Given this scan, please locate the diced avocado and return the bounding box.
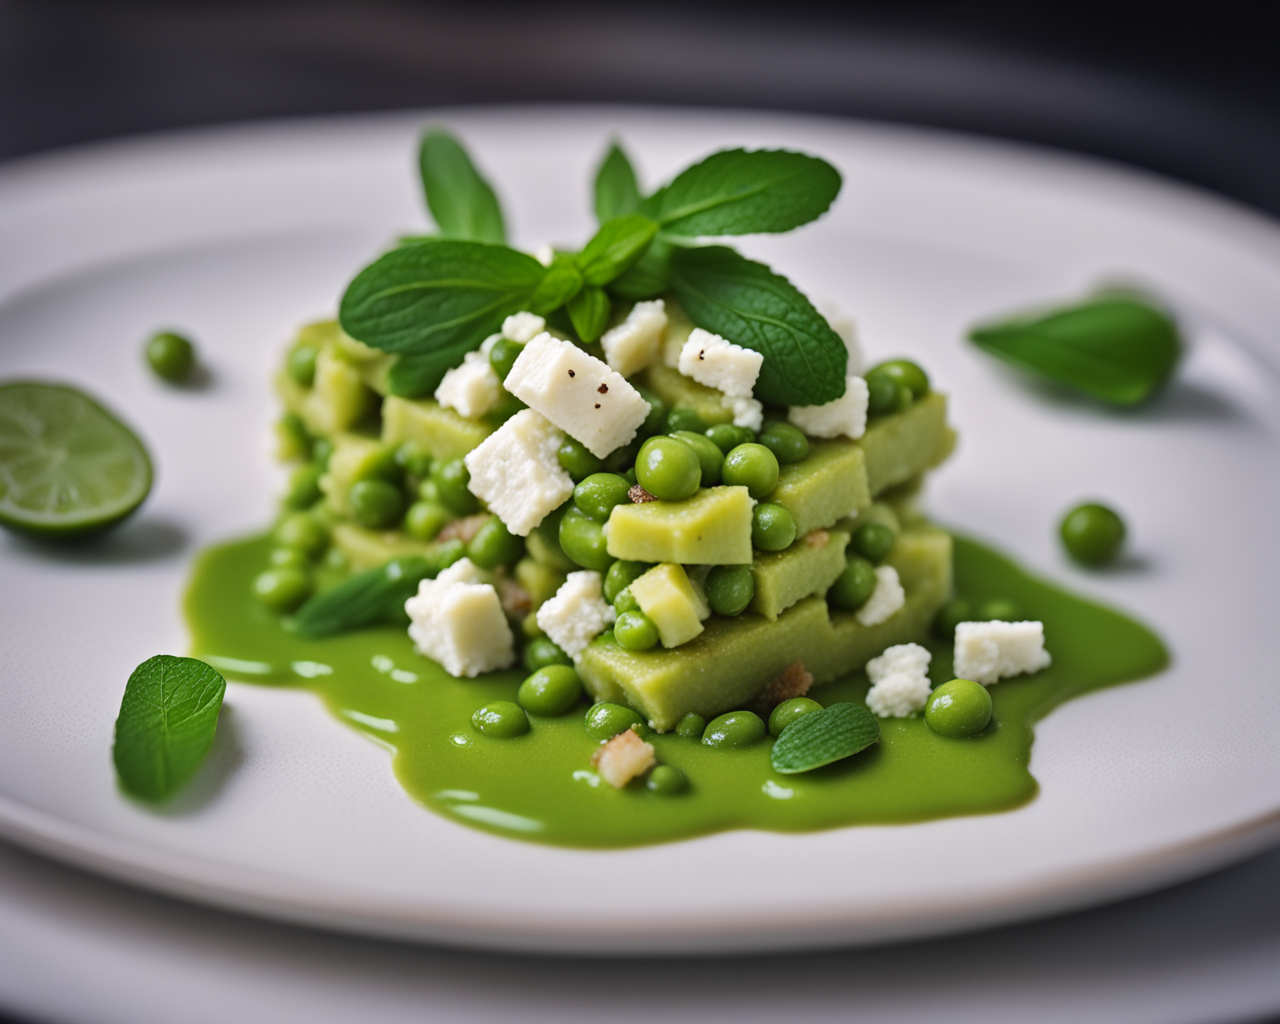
[630,563,710,648]
[577,525,952,731]
[334,330,396,396]
[750,528,850,620]
[605,486,754,565]
[320,434,395,518]
[636,363,734,425]
[303,346,378,437]
[771,440,870,536]
[332,522,431,573]
[862,392,953,496]
[526,527,577,573]
[514,557,567,609]
[381,395,494,461]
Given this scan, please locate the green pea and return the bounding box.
[614,609,659,651]
[932,597,973,640]
[557,436,605,481]
[1060,502,1126,566]
[722,443,779,499]
[704,564,755,616]
[276,412,312,462]
[286,343,319,387]
[559,506,613,571]
[430,458,479,516]
[925,678,992,737]
[284,463,323,509]
[979,597,1022,622]
[829,555,876,611]
[705,423,756,454]
[274,511,328,558]
[252,567,312,612]
[145,330,195,382]
[624,467,637,486]
[404,500,451,541]
[635,386,667,437]
[768,697,824,736]
[471,701,530,738]
[665,407,705,433]
[585,703,648,741]
[517,665,583,717]
[635,436,701,501]
[434,537,466,571]
[702,710,767,748]
[752,503,796,552]
[350,445,402,486]
[468,516,523,569]
[604,560,650,604]
[866,375,913,417]
[646,765,687,795]
[758,423,810,465]
[671,430,724,486]
[676,712,706,738]
[574,473,632,523]
[852,521,896,563]
[310,437,334,469]
[602,439,642,474]
[488,337,525,382]
[349,479,404,530]
[523,635,573,672]
[613,588,640,614]
[868,359,930,399]
[394,440,433,480]
[268,546,310,570]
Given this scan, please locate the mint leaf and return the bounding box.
[112,655,226,802]
[645,149,840,237]
[529,253,585,313]
[419,129,506,244]
[594,142,642,222]
[607,238,675,301]
[294,556,432,638]
[671,245,847,405]
[969,296,1181,406]
[576,214,658,287]
[566,284,611,343]
[770,702,879,774]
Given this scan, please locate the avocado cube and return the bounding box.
[321,434,393,518]
[637,363,734,425]
[333,330,396,396]
[630,563,711,648]
[771,440,870,536]
[604,486,754,565]
[862,392,953,496]
[514,557,567,610]
[381,395,494,461]
[750,528,850,620]
[332,522,431,573]
[303,347,378,437]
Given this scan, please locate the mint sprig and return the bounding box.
[577,214,659,287]
[294,556,431,638]
[594,142,642,222]
[770,702,880,774]
[112,655,226,802]
[419,129,507,244]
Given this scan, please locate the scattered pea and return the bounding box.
[559,506,613,571]
[925,678,992,737]
[829,555,876,611]
[394,440,433,480]
[866,375,912,417]
[722,443,779,499]
[852,521,896,563]
[932,597,973,640]
[574,473,632,523]
[604,560,650,604]
[349,479,405,530]
[1060,502,1126,566]
[635,386,667,437]
[602,438,642,474]
[868,359,930,399]
[488,337,524,381]
[276,412,312,462]
[274,511,328,558]
[523,635,573,672]
[310,437,334,469]
[252,567,312,612]
[979,597,1021,622]
[584,703,648,741]
[702,710,767,748]
[646,765,687,795]
[145,331,195,383]
[558,436,604,481]
[284,463,323,509]
[670,430,724,486]
[705,564,755,616]
[635,436,702,501]
[404,500,451,541]
[614,609,659,651]
[768,697,824,736]
[268,546,310,570]
[350,445,402,485]
[758,423,810,465]
[471,701,530,738]
[434,537,466,570]
[517,665,583,717]
[613,588,640,614]
[286,343,319,387]
[430,458,479,516]
[705,423,756,453]
[752,503,796,551]
[675,712,706,738]
[665,407,705,433]
[468,516,523,569]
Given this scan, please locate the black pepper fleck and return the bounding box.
[598,384,608,394]
[568,369,576,377]
[594,403,601,409]
[698,349,706,360]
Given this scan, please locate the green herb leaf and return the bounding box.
[644,149,840,238]
[294,556,432,638]
[607,238,675,301]
[576,214,658,287]
[594,142,643,222]
[529,253,585,313]
[112,655,226,802]
[770,702,879,774]
[566,284,612,343]
[419,129,507,244]
[968,296,1181,406]
[671,245,847,405]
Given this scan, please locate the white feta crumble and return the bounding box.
[864,642,932,718]
[677,328,763,398]
[954,620,1051,685]
[533,245,556,268]
[721,394,764,430]
[590,728,656,789]
[463,408,575,536]
[434,345,502,419]
[502,311,546,344]
[405,575,515,678]
[856,564,905,626]
[536,570,615,659]
[503,333,651,458]
[600,299,667,378]
[788,374,869,440]
[435,557,486,586]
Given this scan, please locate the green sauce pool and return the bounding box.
[185,533,1168,848]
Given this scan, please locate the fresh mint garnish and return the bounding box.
[770,702,880,774]
[577,214,659,287]
[670,246,848,406]
[294,555,432,638]
[969,295,1181,406]
[112,655,226,802]
[567,284,612,343]
[607,239,676,302]
[419,129,507,245]
[594,142,643,222]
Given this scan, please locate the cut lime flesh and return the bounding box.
[0,381,153,539]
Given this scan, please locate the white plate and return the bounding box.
[1,107,1278,954]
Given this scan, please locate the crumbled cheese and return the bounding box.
[591,728,656,789]
[788,375,869,440]
[954,620,1051,685]
[434,348,502,419]
[405,575,514,678]
[502,311,546,344]
[722,394,764,430]
[533,245,556,268]
[435,556,486,586]
[600,299,667,378]
[677,328,763,398]
[503,333,651,458]
[864,642,932,717]
[856,564,905,626]
[463,408,575,536]
[536,570,615,659]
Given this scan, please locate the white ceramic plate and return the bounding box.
[1,107,1278,954]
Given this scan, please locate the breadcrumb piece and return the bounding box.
[497,577,532,620]
[804,530,830,549]
[590,727,656,789]
[436,513,489,545]
[628,484,657,503]
[752,660,814,715]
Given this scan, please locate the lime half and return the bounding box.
[0,381,153,539]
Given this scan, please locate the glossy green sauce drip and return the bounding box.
[185,534,1168,848]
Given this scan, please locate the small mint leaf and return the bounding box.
[770,702,879,774]
[419,129,507,244]
[607,238,675,301]
[576,214,658,287]
[594,142,643,223]
[294,556,432,638]
[566,284,612,343]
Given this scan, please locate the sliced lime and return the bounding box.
[0,381,153,539]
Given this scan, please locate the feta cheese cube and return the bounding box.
[504,333,651,458]
[434,348,502,420]
[600,299,667,378]
[677,328,763,398]
[405,576,515,678]
[954,620,1051,685]
[464,408,575,536]
[864,642,932,718]
[788,375,869,440]
[856,564,905,626]
[436,557,486,586]
[590,728,656,789]
[722,394,764,430]
[536,570,615,659]
[502,311,546,344]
